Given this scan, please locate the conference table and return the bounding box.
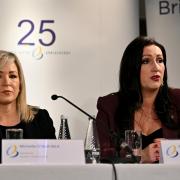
[0,163,180,180]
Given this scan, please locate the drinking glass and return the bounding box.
[6,128,23,139]
[125,130,142,163]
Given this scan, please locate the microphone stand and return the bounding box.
[51,94,100,164]
[51,95,95,121]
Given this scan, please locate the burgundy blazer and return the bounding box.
[96,88,180,159]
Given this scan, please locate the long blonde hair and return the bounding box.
[0,50,38,122]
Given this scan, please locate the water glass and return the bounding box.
[6,128,23,139]
[125,130,142,163]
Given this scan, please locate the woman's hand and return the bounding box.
[141,141,161,163]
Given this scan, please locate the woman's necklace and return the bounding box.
[134,107,158,132]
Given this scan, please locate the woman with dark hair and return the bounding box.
[96,36,180,163]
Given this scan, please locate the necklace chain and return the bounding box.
[140,107,153,120]
[134,107,158,130]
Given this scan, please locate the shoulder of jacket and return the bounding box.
[99,92,118,100]
[169,87,180,97]
[168,88,180,108]
[97,92,119,105]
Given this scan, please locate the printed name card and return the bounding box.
[2,139,85,164]
[160,140,180,164]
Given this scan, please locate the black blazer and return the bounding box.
[0,109,56,163]
[22,109,56,139]
[0,109,56,139]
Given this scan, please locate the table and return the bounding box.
[0,164,112,180]
[115,164,180,180]
[0,163,180,180]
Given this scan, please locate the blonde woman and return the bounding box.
[0,50,56,139]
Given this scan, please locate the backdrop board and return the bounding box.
[145,0,180,88]
[0,0,139,139]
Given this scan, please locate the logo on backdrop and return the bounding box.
[159,0,180,15]
[166,145,179,158]
[6,144,19,158]
[32,46,44,60]
[17,19,71,60]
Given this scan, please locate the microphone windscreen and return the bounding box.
[51,94,58,100]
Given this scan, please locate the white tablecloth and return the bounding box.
[115,164,180,180]
[1,163,180,180]
[0,164,112,180]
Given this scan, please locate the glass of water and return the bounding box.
[125,130,142,163]
[6,128,23,139]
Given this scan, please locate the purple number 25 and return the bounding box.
[18,19,56,46]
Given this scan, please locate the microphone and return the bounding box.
[51,94,60,100]
[51,94,95,121]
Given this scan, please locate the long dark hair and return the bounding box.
[116,36,175,131]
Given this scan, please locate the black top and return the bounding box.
[0,109,56,139]
[142,128,163,163]
[0,109,56,163]
[0,122,24,139]
[142,128,163,149]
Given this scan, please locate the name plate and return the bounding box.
[2,139,85,164]
[160,140,180,164]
